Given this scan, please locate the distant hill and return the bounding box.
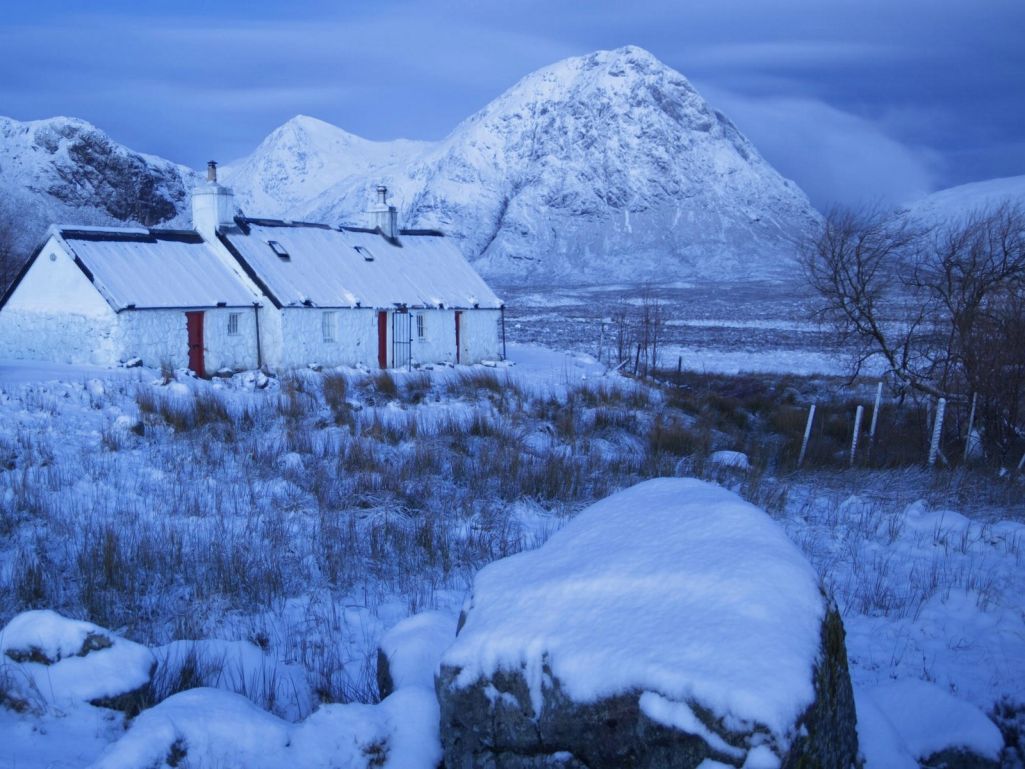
[901,175,1025,226]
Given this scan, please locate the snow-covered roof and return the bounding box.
[220,219,503,310]
[55,227,260,311]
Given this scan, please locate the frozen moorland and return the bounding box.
[0,345,1022,767]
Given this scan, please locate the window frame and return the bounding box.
[416,312,426,341]
[227,312,241,337]
[322,311,337,343]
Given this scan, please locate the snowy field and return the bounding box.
[500,280,866,376]
[0,344,1022,767]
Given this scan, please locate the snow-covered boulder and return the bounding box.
[88,688,290,769]
[377,610,458,699]
[88,687,442,769]
[856,680,1003,769]
[0,610,155,712]
[436,478,858,769]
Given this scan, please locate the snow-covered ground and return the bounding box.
[0,345,1022,767]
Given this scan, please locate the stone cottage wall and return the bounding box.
[118,308,260,372]
[278,307,378,369]
[459,309,503,363]
[0,238,123,365]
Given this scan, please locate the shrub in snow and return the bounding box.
[0,610,154,712]
[376,610,457,699]
[708,450,751,471]
[436,478,858,769]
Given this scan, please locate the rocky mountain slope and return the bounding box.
[0,116,195,253]
[225,46,820,285]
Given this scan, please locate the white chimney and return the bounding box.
[192,160,236,239]
[368,184,398,239]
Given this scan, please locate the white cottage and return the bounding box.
[0,165,505,372]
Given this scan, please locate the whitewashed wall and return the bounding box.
[458,309,503,363]
[119,308,259,372]
[256,305,285,369]
[0,310,122,365]
[0,238,122,365]
[409,309,456,366]
[203,308,260,371]
[277,308,378,368]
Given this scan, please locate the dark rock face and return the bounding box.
[437,605,860,769]
[377,647,396,700]
[48,126,188,225]
[0,116,194,253]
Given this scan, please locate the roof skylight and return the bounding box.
[268,240,290,260]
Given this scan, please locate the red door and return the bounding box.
[454,311,462,364]
[377,311,388,368]
[185,311,205,377]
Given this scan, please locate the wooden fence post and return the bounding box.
[928,397,946,467]
[850,405,864,467]
[869,382,883,440]
[963,392,977,464]
[798,403,816,468]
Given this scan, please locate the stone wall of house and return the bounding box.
[202,307,261,372]
[278,307,378,369]
[0,236,124,366]
[409,309,457,366]
[458,308,503,363]
[119,308,260,372]
[0,309,122,366]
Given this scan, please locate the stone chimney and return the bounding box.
[368,185,398,239]
[192,160,236,239]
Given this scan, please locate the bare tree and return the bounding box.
[597,289,666,377]
[804,205,1025,457]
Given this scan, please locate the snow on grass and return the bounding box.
[856,680,1004,767]
[443,478,825,742]
[0,346,1023,766]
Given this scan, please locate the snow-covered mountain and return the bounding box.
[225,47,820,284]
[2,47,821,285]
[902,175,1025,225]
[222,116,429,216]
[0,116,195,252]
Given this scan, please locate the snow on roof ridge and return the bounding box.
[54,224,151,235]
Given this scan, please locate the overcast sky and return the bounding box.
[2,0,1023,209]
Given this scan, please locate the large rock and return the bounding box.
[436,478,859,769]
[0,609,155,713]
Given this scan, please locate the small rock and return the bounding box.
[0,610,155,713]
